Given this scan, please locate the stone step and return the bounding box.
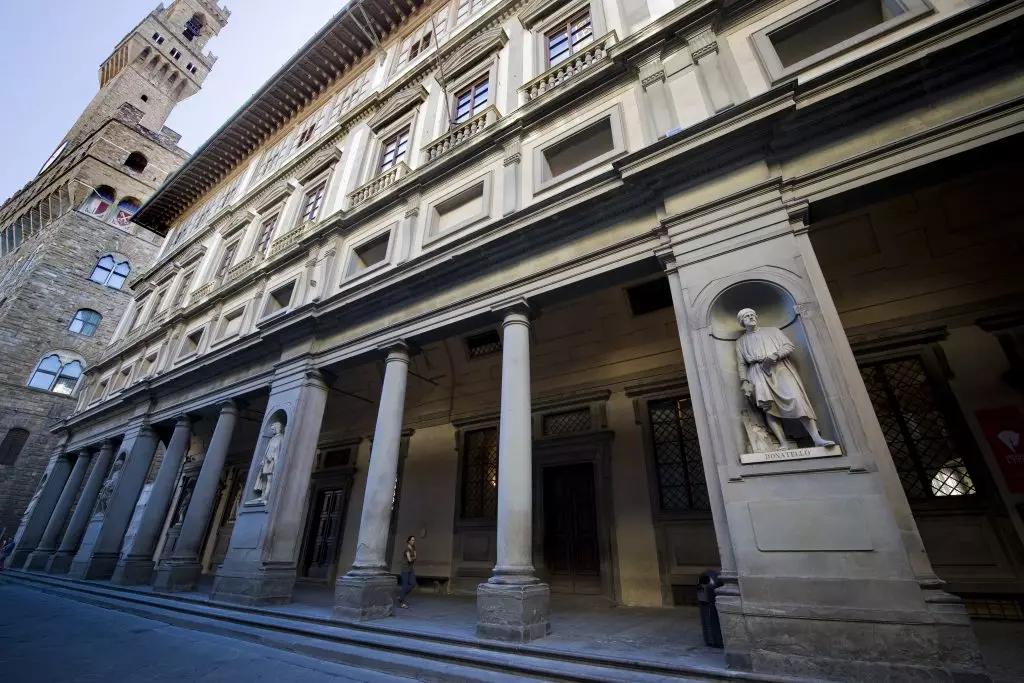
[0,571,813,683]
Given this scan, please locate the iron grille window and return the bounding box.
[860,357,977,499]
[465,330,501,358]
[461,427,498,520]
[648,397,710,512]
[542,408,592,436]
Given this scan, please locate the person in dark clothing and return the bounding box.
[398,535,417,608]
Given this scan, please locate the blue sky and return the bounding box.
[0,0,345,203]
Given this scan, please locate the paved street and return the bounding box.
[0,583,412,683]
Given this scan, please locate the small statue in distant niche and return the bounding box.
[735,308,835,450]
[251,420,284,503]
[95,456,125,514]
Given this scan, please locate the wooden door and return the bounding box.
[302,486,348,580]
[542,463,601,594]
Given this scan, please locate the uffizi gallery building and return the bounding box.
[6,0,1024,680]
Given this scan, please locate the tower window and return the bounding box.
[152,31,165,45]
[169,47,182,60]
[184,13,206,41]
[69,309,102,336]
[28,354,84,395]
[89,255,131,289]
[185,62,198,75]
[124,152,148,173]
[140,94,149,102]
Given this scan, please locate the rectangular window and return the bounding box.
[262,281,295,317]
[300,182,327,223]
[150,288,168,320]
[219,307,245,339]
[172,269,195,308]
[178,328,204,358]
[256,213,280,256]
[859,356,977,499]
[456,0,487,26]
[546,9,593,67]
[378,129,410,173]
[461,427,498,519]
[453,77,489,124]
[215,240,239,281]
[647,397,710,512]
[542,116,615,179]
[349,233,390,275]
[465,330,501,358]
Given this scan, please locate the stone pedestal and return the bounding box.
[44,550,76,575]
[333,573,397,621]
[68,517,105,578]
[210,564,297,605]
[476,582,551,643]
[152,558,202,592]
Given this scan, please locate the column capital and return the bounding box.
[217,399,240,416]
[491,297,532,324]
[174,414,194,428]
[376,340,412,364]
[77,448,93,459]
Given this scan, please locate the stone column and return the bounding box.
[47,441,114,574]
[8,452,74,569]
[657,190,986,679]
[24,451,92,570]
[334,343,410,621]
[70,425,159,580]
[477,302,550,642]
[112,416,192,585]
[154,402,238,592]
[211,367,329,605]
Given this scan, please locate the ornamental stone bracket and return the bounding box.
[685,26,718,61]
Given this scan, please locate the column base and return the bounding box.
[716,589,990,682]
[110,556,156,585]
[8,548,32,569]
[152,559,202,593]
[45,550,76,575]
[476,580,551,643]
[68,551,119,580]
[333,572,397,621]
[23,549,55,571]
[210,564,296,606]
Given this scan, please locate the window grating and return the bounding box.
[465,330,501,358]
[963,597,1024,620]
[648,397,710,512]
[461,427,498,520]
[542,408,592,436]
[860,357,977,499]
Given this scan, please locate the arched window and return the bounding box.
[137,46,152,62]
[89,255,131,289]
[69,309,102,336]
[124,152,148,173]
[184,12,205,41]
[113,198,141,227]
[81,185,115,217]
[0,428,29,466]
[168,72,178,85]
[27,354,83,395]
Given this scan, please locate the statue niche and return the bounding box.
[95,454,126,515]
[249,416,285,504]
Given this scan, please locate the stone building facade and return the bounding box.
[12,0,1024,680]
[0,1,229,540]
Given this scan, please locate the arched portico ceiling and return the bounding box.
[133,0,423,235]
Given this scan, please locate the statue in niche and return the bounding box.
[735,308,835,450]
[251,419,284,503]
[95,455,125,514]
[173,477,196,525]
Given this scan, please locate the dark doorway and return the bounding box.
[302,486,348,580]
[542,462,601,594]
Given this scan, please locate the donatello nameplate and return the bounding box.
[740,445,842,465]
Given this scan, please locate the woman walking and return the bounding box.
[398,535,417,608]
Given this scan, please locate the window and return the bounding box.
[89,255,131,289]
[542,408,593,435]
[753,0,932,81]
[546,9,593,67]
[859,356,977,499]
[409,29,432,60]
[647,397,710,512]
[300,182,327,223]
[461,427,498,519]
[169,47,182,60]
[331,71,371,124]
[396,22,436,70]
[379,129,410,173]
[455,0,487,26]
[113,198,141,227]
[262,281,295,318]
[215,240,239,281]
[40,140,69,174]
[124,152,148,173]
[172,269,195,308]
[128,302,145,330]
[626,278,673,315]
[295,105,328,149]
[256,213,280,256]
[536,110,623,192]
[150,288,168,320]
[453,77,489,124]
[81,185,115,217]
[0,428,29,466]
[186,63,198,75]
[256,136,290,179]
[68,309,102,336]
[465,330,501,358]
[140,94,149,102]
[178,328,204,358]
[184,12,205,41]
[152,31,165,45]
[349,233,390,275]
[28,354,83,395]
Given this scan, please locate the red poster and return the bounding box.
[975,407,1024,493]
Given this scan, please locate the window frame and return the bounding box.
[298,180,328,225]
[27,354,84,395]
[456,424,500,522]
[751,0,934,83]
[214,238,240,282]
[451,76,491,125]
[377,127,412,175]
[255,211,281,257]
[172,268,196,308]
[532,104,626,194]
[68,309,102,336]
[342,224,397,283]
[544,7,594,68]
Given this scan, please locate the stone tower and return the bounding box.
[0,2,229,547]
[63,1,230,149]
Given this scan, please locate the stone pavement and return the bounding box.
[0,583,412,683]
